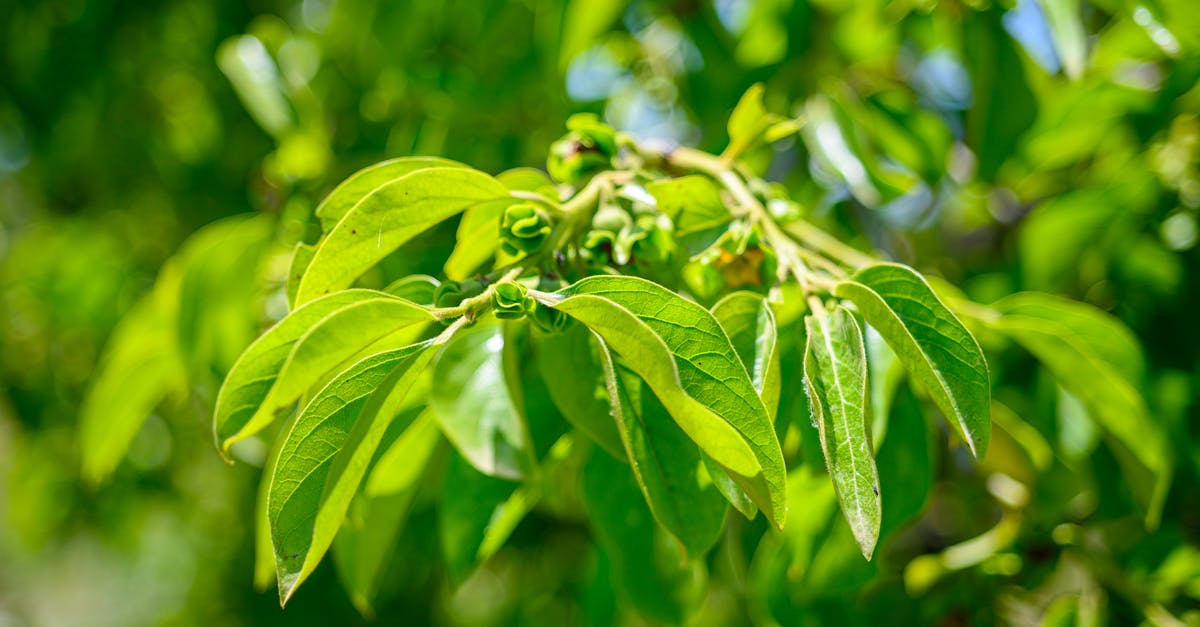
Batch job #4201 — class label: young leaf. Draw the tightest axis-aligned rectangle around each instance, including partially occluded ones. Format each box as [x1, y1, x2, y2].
[712, 292, 781, 419]
[80, 293, 186, 483]
[219, 294, 436, 453]
[595, 340, 727, 557]
[432, 320, 531, 480]
[335, 409, 442, 615]
[725, 83, 783, 159]
[580, 449, 705, 625]
[296, 167, 512, 304]
[269, 339, 441, 604]
[542, 276, 787, 527]
[803, 304, 880, 559]
[535, 324, 625, 459]
[314, 157, 468, 232]
[834, 263, 991, 458]
[440, 452, 535, 583]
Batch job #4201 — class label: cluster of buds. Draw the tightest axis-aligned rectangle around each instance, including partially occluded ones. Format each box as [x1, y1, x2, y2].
[493, 280, 569, 333]
[500, 203, 552, 257]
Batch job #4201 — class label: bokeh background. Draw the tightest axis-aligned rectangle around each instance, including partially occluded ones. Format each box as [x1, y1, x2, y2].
[1, 0, 1198, 625]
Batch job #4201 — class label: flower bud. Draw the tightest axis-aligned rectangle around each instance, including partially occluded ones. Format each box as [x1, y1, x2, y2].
[493, 280, 534, 319]
[500, 203, 552, 257]
[546, 114, 617, 184]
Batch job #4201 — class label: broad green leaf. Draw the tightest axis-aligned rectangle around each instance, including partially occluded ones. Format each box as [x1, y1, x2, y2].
[875, 385, 932, 541]
[536, 324, 625, 459]
[174, 214, 273, 376]
[580, 450, 705, 625]
[542, 276, 787, 527]
[313, 157, 467, 232]
[440, 452, 535, 583]
[992, 292, 1144, 384]
[270, 338, 441, 603]
[432, 320, 531, 480]
[335, 409, 442, 615]
[645, 176, 732, 256]
[254, 411, 300, 591]
[595, 340, 727, 557]
[295, 167, 511, 304]
[989, 312, 1169, 526]
[215, 290, 381, 452]
[501, 322, 569, 460]
[835, 263, 991, 458]
[286, 242, 316, 308]
[80, 293, 186, 483]
[712, 292, 781, 419]
[803, 305, 880, 559]
[497, 167, 557, 198]
[218, 293, 436, 453]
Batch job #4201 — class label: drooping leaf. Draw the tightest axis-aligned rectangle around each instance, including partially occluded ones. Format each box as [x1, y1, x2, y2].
[803, 304, 880, 559]
[443, 198, 514, 281]
[875, 385, 932, 541]
[989, 308, 1170, 526]
[335, 409, 442, 615]
[645, 176, 733, 256]
[383, 274, 439, 304]
[431, 320, 531, 480]
[439, 452, 534, 583]
[835, 263, 991, 458]
[501, 321, 569, 461]
[269, 339, 442, 604]
[580, 449, 705, 625]
[80, 292, 186, 483]
[542, 276, 787, 527]
[1038, 0, 1086, 79]
[535, 324, 625, 459]
[595, 339, 727, 557]
[218, 292, 436, 453]
[295, 167, 512, 304]
[313, 157, 468, 232]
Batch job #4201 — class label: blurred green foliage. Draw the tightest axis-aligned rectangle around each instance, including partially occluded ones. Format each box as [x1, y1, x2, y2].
[1, 0, 1198, 625]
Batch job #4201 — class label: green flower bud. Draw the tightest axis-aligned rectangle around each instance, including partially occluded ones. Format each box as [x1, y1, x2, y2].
[500, 203, 552, 257]
[546, 114, 617, 184]
[493, 280, 534, 320]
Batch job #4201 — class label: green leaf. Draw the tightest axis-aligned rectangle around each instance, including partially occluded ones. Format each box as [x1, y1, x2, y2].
[269, 339, 441, 604]
[560, 0, 628, 69]
[725, 83, 782, 159]
[382, 274, 439, 304]
[432, 320, 531, 480]
[595, 340, 727, 557]
[989, 307, 1170, 527]
[580, 450, 705, 625]
[295, 167, 512, 304]
[536, 324, 625, 459]
[992, 292, 1144, 384]
[712, 292, 781, 419]
[80, 293, 186, 483]
[443, 199, 513, 281]
[875, 385, 932, 541]
[543, 276, 787, 527]
[216, 291, 436, 453]
[803, 304, 880, 559]
[286, 242, 316, 309]
[314, 157, 468, 232]
[835, 263, 991, 458]
[440, 452, 534, 583]
[335, 409, 442, 615]
[645, 176, 732, 256]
